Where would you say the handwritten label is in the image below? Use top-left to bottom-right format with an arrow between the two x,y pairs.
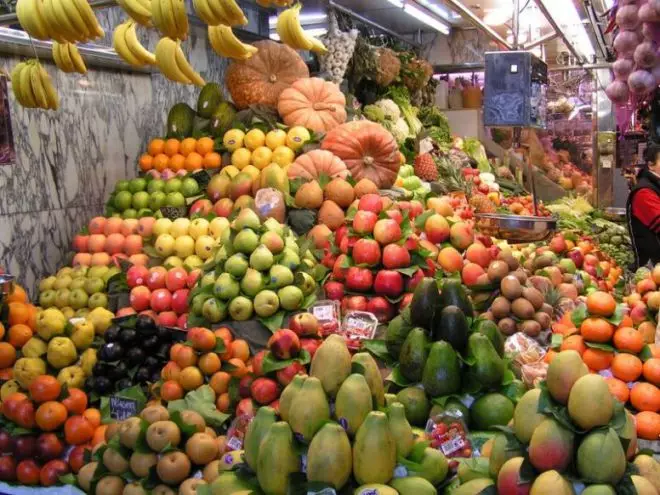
109,396 -> 138,421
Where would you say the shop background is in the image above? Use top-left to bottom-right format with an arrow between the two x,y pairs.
0,8 -> 228,295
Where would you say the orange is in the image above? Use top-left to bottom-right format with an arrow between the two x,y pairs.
227,358 -> 248,378
82,408 -> 101,428
26,305 -> 38,330
0,323 -> 5,341
139,153 -> 154,171
8,324 -> 32,349
196,137 -> 215,155
635,411 -> 660,440
552,323 -> 575,336
618,315 -> 634,329
64,416 -> 95,445
0,342 -> 17,368
173,345 -> 198,368
586,291 -> 617,317
630,382 -> 660,412
62,388 -> 88,415
198,353 -> 221,376
582,348 -> 614,371
203,152 -> 222,169
8,302 -> 30,326
160,380 -> 184,401
91,425 -> 107,447
605,377 -> 630,403
643,358 -> 660,386
647,344 -> 660,359
161,361 -> 182,381
209,371 -> 231,395
216,393 -> 230,413
29,375 -> 61,403
613,327 -> 645,353
184,152 -> 203,171
35,401 -> 68,431
153,153 -> 170,172
163,138 -> 181,157
560,335 -> 586,355
612,353 -> 644,382
559,311 -> 576,329
168,154 -> 186,172
5,285 -> 27,303
180,138 -> 197,157
638,321 -> 656,344
580,317 -> 614,343
148,138 -> 166,156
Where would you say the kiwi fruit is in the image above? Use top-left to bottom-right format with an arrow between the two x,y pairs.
520,320 -> 541,337
146,421 -> 181,452
77,462 -> 98,492
533,254 -> 553,270
157,451 -> 191,485
487,260 -> 509,282
119,417 -> 142,449
95,475 -> 125,495
105,423 -> 121,442
151,486 -> 176,495
178,478 -> 207,495
500,275 -> 522,300
490,296 -> 511,319
512,268 -> 528,284
185,433 -> 218,465
102,447 -> 129,474
512,298 -> 535,320
141,405 -> 169,424
498,318 -> 517,336
129,452 -> 157,478
522,287 -> 544,311
203,460 -> 221,482
180,410 -> 206,433
534,311 -> 551,330
123,482 -> 147,495
540,303 -> 554,316
562,273 -> 574,283
497,249 -> 520,270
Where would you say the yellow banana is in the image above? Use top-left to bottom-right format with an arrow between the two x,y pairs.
150,0 -> 164,34
219,0 -> 247,25
206,0 -> 231,24
124,20 -> 156,65
70,0 -> 104,38
309,37 -> 327,54
173,41 -> 204,86
113,21 -> 145,66
287,5 -> 314,50
169,0 -> 188,39
19,62 -> 37,107
279,4 -> 326,53
193,0 -> 220,25
38,63 -> 59,109
68,44 -> 88,73
42,0 -> 75,42
29,63 -> 49,109
155,0 -> 178,39
52,41 -> 74,72
208,25 -> 257,60
16,0 -> 51,40
155,37 -> 191,84
276,8 -> 296,47
10,63 -> 28,107
117,0 -> 152,25
54,0 -> 91,41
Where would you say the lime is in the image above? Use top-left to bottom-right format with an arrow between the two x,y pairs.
164,177 -> 182,193
470,393 -> 514,430
132,191 -> 150,210
149,191 -> 167,211
115,180 -> 130,192
113,190 -> 133,211
129,177 -> 147,193
181,177 -> 200,197
265,129 -> 287,150
244,128 -> 266,150
123,208 -> 138,219
147,179 -> 165,193
166,192 -> 186,207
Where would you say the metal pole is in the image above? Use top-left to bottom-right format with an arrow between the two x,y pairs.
533,0 -> 583,64
442,0 -> 513,49
522,30 -> 558,50
512,0 -> 520,49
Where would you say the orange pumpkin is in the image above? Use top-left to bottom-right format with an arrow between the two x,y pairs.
321,121 -> 400,188
287,150 -> 348,180
277,78 -> 347,133
225,41 -> 309,110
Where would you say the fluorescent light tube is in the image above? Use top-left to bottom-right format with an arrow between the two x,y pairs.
403,2 -> 450,34
268,12 -> 327,26
540,0 -> 595,59
386,0 -> 404,7
415,0 -> 452,21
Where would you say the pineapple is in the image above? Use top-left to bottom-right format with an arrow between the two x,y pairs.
432,157 -> 472,195
469,194 -> 497,214
414,153 -> 438,181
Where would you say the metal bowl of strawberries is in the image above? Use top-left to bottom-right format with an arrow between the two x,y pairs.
475,213 -> 557,243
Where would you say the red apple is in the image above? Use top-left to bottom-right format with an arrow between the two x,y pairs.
171,288 -> 189,314
36,433 -> 64,461
151,288 -> 172,312
409,200 -> 424,218
126,265 -> 150,289
268,329 -> 301,359
352,239 -> 381,266
332,254 -> 350,281
324,281 -> 345,300
321,251 -> 337,270
300,338 -> 321,358
373,270 -> 404,298
374,219 -> 402,245
146,266 -> 168,290
72,234 -> 89,253
382,244 -> 411,269
345,267 -> 374,292
239,375 -> 255,398
0,455 -> 16,482
276,362 -> 305,387
157,311 -> 178,327
13,435 -> 36,461
129,285 -> 152,312
549,235 -> 567,254
68,445 -> 88,474
367,297 -> 395,323
176,313 -> 188,330
386,209 -> 404,224
334,225 -> 348,249
166,266 -> 188,291
352,210 -> 378,235
116,307 -> 137,317
406,268 -> 425,292
339,235 -> 357,254
186,269 -> 201,289
567,248 -> 584,268
341,295 -> 368,312
0,430 -> 13,454
190,199 -> 213,216
289,313 -> 320,337
251,350 -> 268,377
358,194 -> 383,214
39,459 -> 69,487
424,214 -> 450,244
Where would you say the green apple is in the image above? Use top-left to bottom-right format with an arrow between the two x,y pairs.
39,289 -> 57,308
102,266 -> 121,283
39,276 -> 57,292
84,277 -> 105,295
54,275 -> 72,290
55,288 -> 71,308
87,265 -> 109,280
278,285 -> 304,311
115,179 -> 130,192
181,178 -> 200,197
69,278 -> 87,291
155,233 -> 176,257
122,208 -> 138,219
174,235 -> 195,258
137,208 -> 153,218
164,256 -> 184,268
57,267 -> 73,278
75,308 -> 90,318
129,177 -> 147,193
132,191 -> 150,210
166,192 -> 185,208
88,292 -> 108,309
189,218 -> 210,239
228,296 -> 253,321
149,191 -> 167,211
170,218 -> 191,238
114,190 -> 133,211
254,290 -> 280,317
164,178 -> 182,193
69,288 -> 89,310
153,218 -> 173,236
71,265 -> 88,278
195,235 -> 216,260
147,179 -> 165,193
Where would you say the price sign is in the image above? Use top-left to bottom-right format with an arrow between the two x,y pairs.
160,206 -> 188,220
191,170 -> 212,190
109,396 -> 138,421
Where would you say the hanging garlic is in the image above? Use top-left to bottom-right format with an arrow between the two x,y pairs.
318,11 -> 358,84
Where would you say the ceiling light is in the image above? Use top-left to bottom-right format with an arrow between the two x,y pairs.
416,0 -> 452,21
540,0 -> 595,60
270,27 -> 328,41
268,12 -> 327,26
403,2 -> 450,34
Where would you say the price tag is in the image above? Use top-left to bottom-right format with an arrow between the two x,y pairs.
160,206 -> 189,220
226,436 -> 243,451
109,396 -> 138,421
312,305 -> 333,322
191,170 -> 212,190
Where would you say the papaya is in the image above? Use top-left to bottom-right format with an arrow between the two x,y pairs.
396,387 -> 430,427
310,334 -> 352,398
354,485 -> 397,495
422,341 -> 461,398
387,402 -> 414,458
432,306 -> 469,354
244,406 -> 276,471
473,318 -> 504,356
389,476 -> 437,495
335,374 -> 373,436
288,377 -> 330,443
399,328 -> 429,382
465,333 -> 504,389
384,393 -> 398,407
410,278 -> 441,330
278,374 -> 306,422
576,428 -> 626,485
438,279 -> 473,316
353,411 -> 397,485
352,352 -> 385,408
452,478 -> 494,495
307,423 -> 352,490
417,447 -> 449,485
385,315 -> 413,358
256,422 -> 299,495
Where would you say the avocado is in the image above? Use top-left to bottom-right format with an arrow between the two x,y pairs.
166,102 -> 195,139
438,279 -> 473,317
197,82 -> 224,118
422,341 -> 461,398
432,306 -> 469,354
209,101 -> 237,137
398,328 -> 429,382
473,318 -> 504,356
385,315 -> 413,358
410,278 -> 441,330
465,333 -> 505,390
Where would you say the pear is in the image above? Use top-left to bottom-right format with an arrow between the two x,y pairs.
250,245 -> 275,272
233,208 -> 261,230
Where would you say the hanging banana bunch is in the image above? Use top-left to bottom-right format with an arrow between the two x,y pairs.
154,37 -> 205,86
117,0 -> 152,26
16,0 -> 104,43
208,25 -> 257,60
193,0 -> 247,26
113,20 -> 157,67
10,60 -> 59,110
276,4 -> 327,54
151,0 -> 188,40
52,41 -> 87,73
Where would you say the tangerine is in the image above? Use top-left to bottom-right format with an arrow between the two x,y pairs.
163,138 -> 181,157
630,382 -> 660,412
0,342 -> 17,368
91,425 -> 107,446
148,138 -> 166,156
203,152 -> 222,169
160,380 -> 184,401
605,377 -> 630,403
29,375 -> 61,403
582,348 -> 614,371
635,411 -> 660,440
139,154 -> 153,171
64,416 -> 95,445
35,401 -> 68,431
560,335 -> 586,355
580,317 -> 614,343
646,344 -> 660,359
8,324 -> 32,349
169,343 -> 184,361
180,138 -> 197,156
618,315 -> 634,329
612,353 -> 644,382
196,137 -> 215,155
586,291 -> 617,317
168,154 -> 186,172
8,302 -> 30,326
82,408 -> 101,428
5,285 -> 27,304
613,327 -> 645,353
62,388 -> 88,415
643,358 -> 660,386
184,152 -> 203,171
153,153 -> 170,172
214,327 -> 233,342
0,323 -> 5,340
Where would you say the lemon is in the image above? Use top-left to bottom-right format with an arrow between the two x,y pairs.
221,165 -> 240,178
251,146 -> 273,170
232,147 -> 252,169
286,126 -> 311,151
223,129 -> 245,151
244,128 -> 266,150
242,165 -> 261,181
266,129 -> 287,149
272,145 -> 295,167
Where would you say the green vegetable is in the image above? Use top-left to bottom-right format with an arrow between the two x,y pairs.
362,104 -> 385,123
387,85 -> 422,137
461,137 -> 491,172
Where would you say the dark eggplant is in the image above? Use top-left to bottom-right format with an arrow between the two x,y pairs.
85,376 -> 95,390
126,348 -> 145,366
135,367 -> 151,383
156,326 -> 171,340
99,342 -> 124,361
92,362 -> 107,376
144,356 -> 159,368
110,362 -> 128,380
116,378 -> 132,391
119,329 -> 137,344
135,314 -> 155,332
150,370 -> 162,383
103,325 -> 121,343
156,343 -> 171,359
142,335 -> 159,350
94,376 -> 112,394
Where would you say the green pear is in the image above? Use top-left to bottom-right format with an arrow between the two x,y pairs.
229,296 -> 253,321
263,218 -> 284,235
213,273 -> 240,301
269,265 -> 294,289
278,286 -> 304,311
241,269 -> 265,297
233,208 -> 261,231
234,229 -> 259,254
254,290 -> 280,317
250,245 -> 275,272
279,248 -> 301,271
295,272 -> 317,296
225,254 -> 249,279
202,297 -> 227,323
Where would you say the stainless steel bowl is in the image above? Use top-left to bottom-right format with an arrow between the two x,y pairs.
475,213 -> 557,243
604,207 -> 626,222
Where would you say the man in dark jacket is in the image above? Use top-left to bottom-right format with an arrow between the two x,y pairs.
627,143 -> 660,268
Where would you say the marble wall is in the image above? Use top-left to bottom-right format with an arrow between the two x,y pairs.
0,8 -> 228,295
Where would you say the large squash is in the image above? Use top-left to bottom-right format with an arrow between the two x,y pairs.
278,77 -> 347,133
225,41 -> 309,110
288,149 -> 348,180
321,121 -> 400,188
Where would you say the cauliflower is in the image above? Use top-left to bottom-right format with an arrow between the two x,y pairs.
362,104 -> 385,123
374,99 -> 401,121
390,118 -> 410,144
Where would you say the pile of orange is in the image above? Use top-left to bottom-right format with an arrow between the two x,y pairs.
0,285 -> 38,374
139,137 -> 222,173
551,290 -> 660,440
